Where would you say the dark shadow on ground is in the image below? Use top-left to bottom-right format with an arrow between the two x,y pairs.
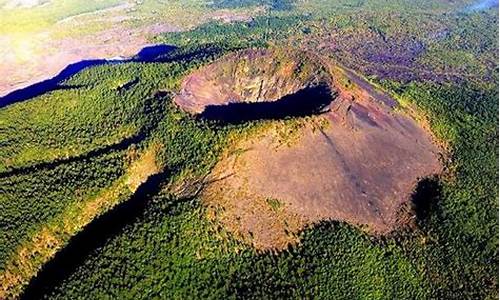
0,132 -> 144,179
19,170 -> 171,299
411,176 -> 442,222
200,84 -> 334,124
134,44 -> 177,61
0,94 -> 164,178
0,45 -> 177,108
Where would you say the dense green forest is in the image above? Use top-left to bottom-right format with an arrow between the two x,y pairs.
0,0 -> 497,299
21,78 -> 497,300
210,0 -> 295,10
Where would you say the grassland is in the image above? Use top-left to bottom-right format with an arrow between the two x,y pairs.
0,0 -> 497,299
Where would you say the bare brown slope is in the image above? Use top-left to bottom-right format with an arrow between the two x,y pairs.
176,49 -> 442,250
174,48 -> 331,114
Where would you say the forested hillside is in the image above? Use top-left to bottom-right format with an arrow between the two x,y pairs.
0,0 -> 497,299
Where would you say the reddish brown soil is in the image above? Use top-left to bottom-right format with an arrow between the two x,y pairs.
0,6 -> 262,98
177,49 -> 442,250
174,49 -> 330,114
0,23 -> 179,97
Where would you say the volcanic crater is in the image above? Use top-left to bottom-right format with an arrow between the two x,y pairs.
174,48 -> 442,250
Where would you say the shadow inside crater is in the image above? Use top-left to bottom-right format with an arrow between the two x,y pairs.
199,83 -> 335,124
